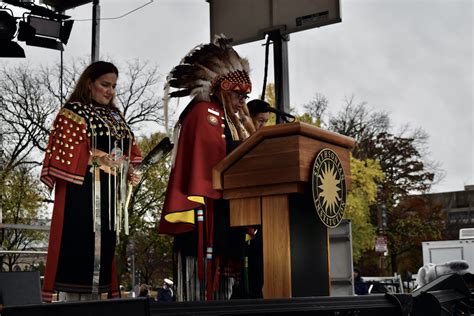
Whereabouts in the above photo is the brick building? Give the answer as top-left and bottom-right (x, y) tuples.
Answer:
(423, 185), (474, 239)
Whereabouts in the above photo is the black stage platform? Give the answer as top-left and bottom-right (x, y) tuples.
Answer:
(2, 294), (407, 316)
(3, 274), (473, 316)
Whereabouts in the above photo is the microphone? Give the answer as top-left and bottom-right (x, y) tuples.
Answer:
(267, 106), (295, 123)
(247, 99), (296, 123)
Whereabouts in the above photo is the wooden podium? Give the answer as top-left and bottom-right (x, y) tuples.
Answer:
(213, 122), (355, 299)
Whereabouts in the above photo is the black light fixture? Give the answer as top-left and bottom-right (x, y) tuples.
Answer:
(0, 9), (25, 58)
(17, 14), (74, 51)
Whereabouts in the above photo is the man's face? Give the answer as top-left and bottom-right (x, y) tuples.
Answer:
(228, 91), (249, 113)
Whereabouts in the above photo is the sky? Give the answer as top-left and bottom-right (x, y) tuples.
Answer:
(3, 0), (473, 194)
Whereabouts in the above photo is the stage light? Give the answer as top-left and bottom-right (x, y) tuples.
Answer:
(60, 19), (73, 44)
(0, 10), (25, 58)
(0, 10), (16, 40)
(17, 14), (74, 51)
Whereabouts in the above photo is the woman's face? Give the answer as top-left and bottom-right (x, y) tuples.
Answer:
(90, 72), (117, 105)
(253, 112), (270, 130)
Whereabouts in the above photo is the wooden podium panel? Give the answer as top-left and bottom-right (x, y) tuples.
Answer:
(213, 122), (355, 299)
(229, 197), (261, 226)
(213, 122), (353, 200)
(262, 194), (291, 298)
(223, 135), (350, 190)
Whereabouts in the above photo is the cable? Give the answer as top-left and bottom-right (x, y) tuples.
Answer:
(74, 0), (154, 21)
(260, 34), (271, 101)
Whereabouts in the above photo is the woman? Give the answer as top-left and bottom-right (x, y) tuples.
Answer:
(40, 61), (142, 302)
(158, 36), (255, 301)
(247, 99), (271, 130)
(247, 99), (295, 129)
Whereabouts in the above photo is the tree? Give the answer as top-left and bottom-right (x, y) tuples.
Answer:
(0, 59), (167, 274)
(297, 96), (385, 263)
(345, 156), (384, 262)
(116, 132), (173, 287)
(1, 167), (47, 271)
(130, 229), (173, 287)
(302, 93), (328, 128)
(372, 131), (435, 203)
(328, 95), (390, 160)
(259, 83), (277, 126)
(263, 83), (276, 106)
(331, 99), (440, 274)
(0, 64), (56, 171)
(386, 195), (446, 274)
(115, 59), (166, 128)
(303, 93), (442, 274)
(0, 59), (164, 160)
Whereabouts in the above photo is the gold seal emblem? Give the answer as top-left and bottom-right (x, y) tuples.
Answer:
(312, 148), (346, 228)
(207, 115), (218, 126)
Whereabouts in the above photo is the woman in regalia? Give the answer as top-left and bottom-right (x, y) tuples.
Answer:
(41, 61), (142, 302)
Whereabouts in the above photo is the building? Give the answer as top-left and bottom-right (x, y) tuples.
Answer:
(423, 185), (474, 239)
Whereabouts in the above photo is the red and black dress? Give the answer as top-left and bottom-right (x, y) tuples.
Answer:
(40, 101), (141, 302)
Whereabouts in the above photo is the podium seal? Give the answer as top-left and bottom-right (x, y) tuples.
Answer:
(312, 148), (346, 228)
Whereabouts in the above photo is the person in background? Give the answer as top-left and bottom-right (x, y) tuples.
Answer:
(247, 99), (271, 130)
(137, 284), (155, 302)
(158, 35), (256, 301)
(156, 278), (174, 302)
(353, 267), (369, 295)
(247, 99), (296, 129)
(40, 61), (142, 302)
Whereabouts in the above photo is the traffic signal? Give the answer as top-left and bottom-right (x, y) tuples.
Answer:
(126, 256), (132, 273)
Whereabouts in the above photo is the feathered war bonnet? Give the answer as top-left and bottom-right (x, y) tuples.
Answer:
(163, 34), (255, 144)
(165, 34), (252, 102)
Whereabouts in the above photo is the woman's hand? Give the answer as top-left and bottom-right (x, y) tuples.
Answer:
(128, 165), (142, 186)
(94, 154), (125, 168)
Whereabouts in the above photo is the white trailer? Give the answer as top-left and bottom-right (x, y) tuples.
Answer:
(422, 238), (474, 273)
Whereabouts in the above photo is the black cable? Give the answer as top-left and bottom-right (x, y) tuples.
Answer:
(60, 49), (63, 104)
(260, 34), (271, 101)
(74, 0), (153, 21)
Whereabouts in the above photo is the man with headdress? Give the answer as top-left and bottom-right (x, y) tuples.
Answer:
(158, 35), (256, 301)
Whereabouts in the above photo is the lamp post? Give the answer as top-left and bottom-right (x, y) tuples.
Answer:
(91, 0), (100, 62)
(376, 202), (388, 275)
(0, 96), (4, 271)
(0, 96), (3, 226)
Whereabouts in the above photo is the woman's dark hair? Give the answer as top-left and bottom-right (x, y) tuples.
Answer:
(67, 61), (119, 106)
(247, 99), (272, 117)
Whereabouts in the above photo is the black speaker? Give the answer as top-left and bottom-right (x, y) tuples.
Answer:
(411, 273), (472, 316)
(0, 271), (42, 307)
(3, 297), (150, 316)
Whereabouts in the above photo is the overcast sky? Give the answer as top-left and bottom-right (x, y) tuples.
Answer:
(4, 0), (473, 194)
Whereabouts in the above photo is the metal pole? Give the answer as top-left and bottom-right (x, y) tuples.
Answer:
(0, 98), (4, 271)
(91, 0), (100, 62)
(269, 30), (290, 124)
(0, 97), (4, 226)
(131, 253), (136, 290)
(0, 134), (3, 226)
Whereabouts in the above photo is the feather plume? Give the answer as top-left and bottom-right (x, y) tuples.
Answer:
(164, 34), (250, 102)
